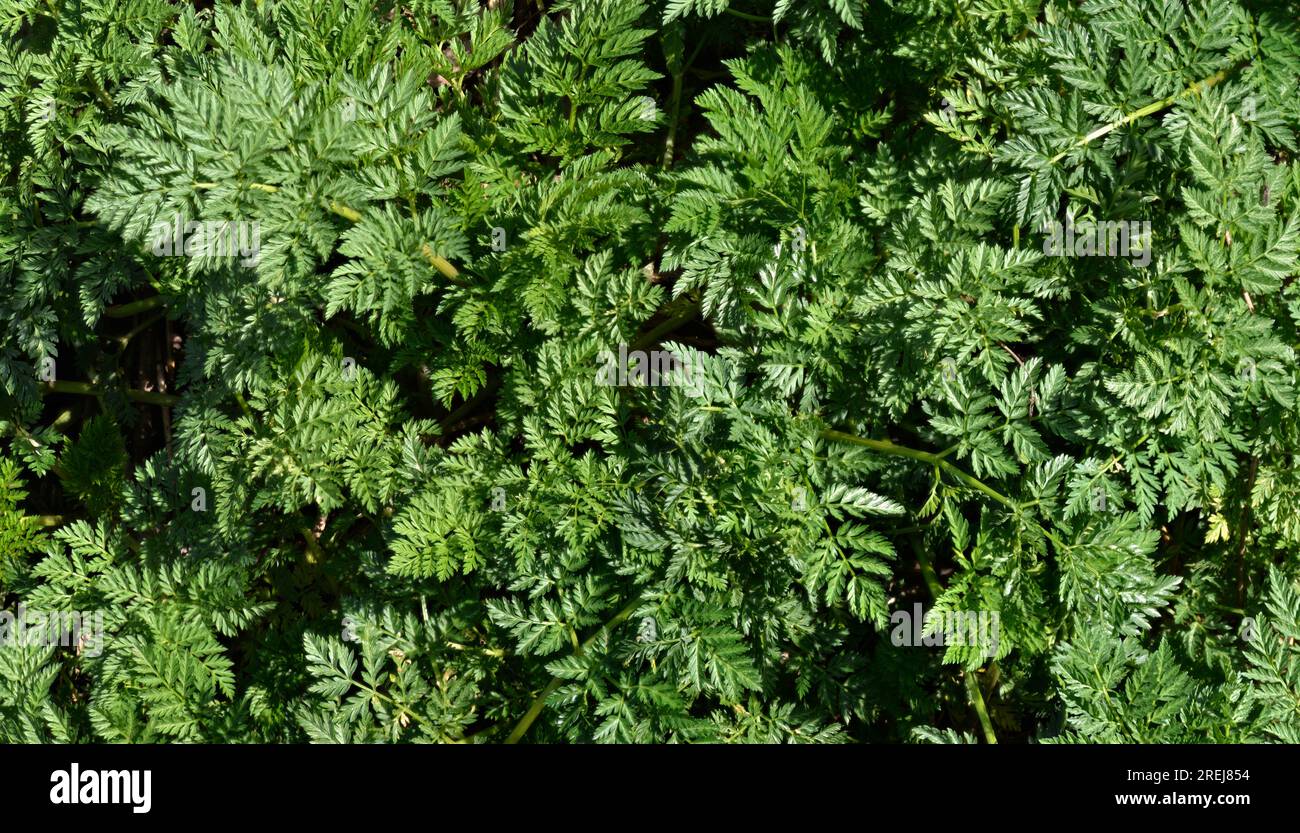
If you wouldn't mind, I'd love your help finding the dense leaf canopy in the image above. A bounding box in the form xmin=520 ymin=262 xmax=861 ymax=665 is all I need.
xmin=1 ymin=0 xmax=1299 ymax=744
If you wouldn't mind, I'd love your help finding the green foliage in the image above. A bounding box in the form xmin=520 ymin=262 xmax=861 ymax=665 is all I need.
xmin=2 ymin=0 xmax=1300 ymax=744
xmin=56 ymin=415 xmax=127 ymax=515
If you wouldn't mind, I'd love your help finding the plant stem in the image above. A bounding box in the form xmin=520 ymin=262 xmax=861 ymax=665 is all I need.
xmin=1236 ymin=455 xmax=1258 ymax=608
xmin=190 ymin=181 xmax=467 ymax=283
xmin=820 ymin=430 xmax=1018 ymax=510
xmin=662 ymin=68 xmax=684 ymax=170
xmin=327 ymin=199 xmax=362 ymax=221
xmin=194 ymin=180 xmax=355 ymax=220
xmin=910 ymin=537 xmax=998 ymax=744
xmin=85 ymin=73 xmax=115 ymax=110
xmin=104 ymin=294 xmax=166 ymax=318
xmin=115 ymin=312 xmax=165 ymax=352
xmin=504 ymin=595 xmax=642 ymax=744
xmin=821 ymin=428 xmax=1070 ymax=553
xmin=446 ymin=641 xmax=506 ymax=658
xmin=420 ymin=244 xmax=468 ymax=286
xmin=632 ymin=297 xmax=701 ymax=351
xmin=963 ymin=670 xmax=998 ymax=744
xmin=41 ymin=380 xmax=180 ymax=406
xmin=1049 ymin=67 xmax=1232 ymax=164
xmin=234 ymin=391 xmax=254 ymax=419
xmin=300 ymin=527 xmax=325 ymax=565
xmin=723 ymin=8 xmax=768 ymax=23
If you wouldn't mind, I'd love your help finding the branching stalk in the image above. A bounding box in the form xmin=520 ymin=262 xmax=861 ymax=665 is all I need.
xmin=909 ymin=537 xmax=998 ymax=744
xmin=504 ymin=595 xmax=642 ymax=744
xmin=821 ymin=429 xmax=1069 ymax=553
xmin=820 ymin=430 xmax=1018 ymax=510
xmin=104 ymin=294 xmax=166 ymax=318
xmin=41 ymin=380 xmax=180 ymax=406
xmin=1049 ymin=67 xmax=1232 ymax=164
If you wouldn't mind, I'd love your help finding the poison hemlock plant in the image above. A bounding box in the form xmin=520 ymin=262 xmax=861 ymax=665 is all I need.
xmin=1 ymin=0 xmax=1299 ymax=744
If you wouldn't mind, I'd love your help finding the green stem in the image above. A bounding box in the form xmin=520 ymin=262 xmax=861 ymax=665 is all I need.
xmin=300 ymin=527 xmax=325 ymax=565
xmin=104 ymin=295 xmax=166 ymax=318
xmin=820 ymin=430 xmax=1018 ymax=510
xmin=631 ymin=297 xmax=701 ymax=351
xmin=963 ymin=671 xmax=998 ymax=744
xmin=191 ymin=181 xmax=466 ymax=282
xmin=446 ymin=641 xmax=506 ymax=658
xmin=910 ymin=537 xmax=998 ymax=745
xmin=1049 ymin=67 xmax=1232 ymax=164
xmin=115 ymin=312 xmax=165 ymax=351
xmin=47 ymin=408 xmax=75 ymax=431
xmin=420 ymin=243 xmax=468 ymax=286
xmin=723 ymin=8 xmax=768 ymax=23
xmin=41 ymin=380 xmax=179 ymax=406
xmin=821 ymin=428 xmax=1070 ymax=553
xmin=504 ymin=595 xmax=642 ymax=744
xmin=193 ymin=180 xmax=276 ymax=193
xmin=234 ymin=391 xmax=254 ymax=419
xmin=506 ymin=677 xmax=564 ymax=745
xmin=84 ymin=73 xmax=114 ymax=111
xmin=328 ymin=199 xmax=362 ymax=222
xmin=662 ymin=68 xmax=684 ymax=170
